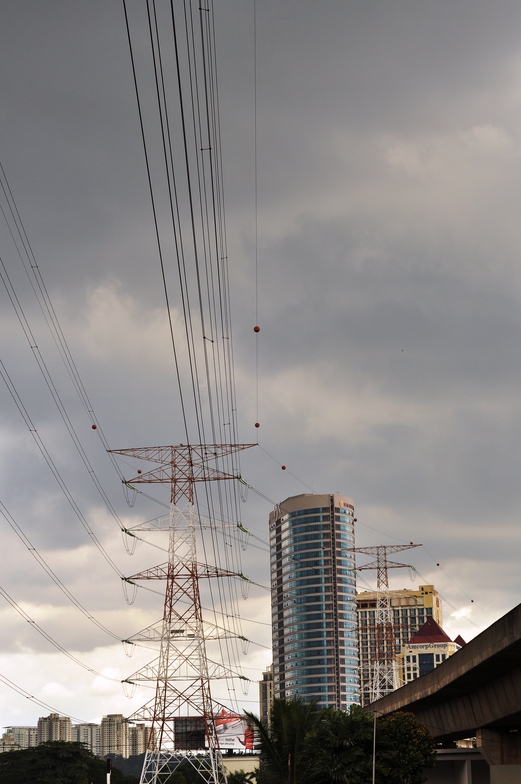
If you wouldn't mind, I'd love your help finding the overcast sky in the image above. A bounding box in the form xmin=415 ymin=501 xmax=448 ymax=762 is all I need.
xmin=1 ymin=0 xmax=521 ymax=728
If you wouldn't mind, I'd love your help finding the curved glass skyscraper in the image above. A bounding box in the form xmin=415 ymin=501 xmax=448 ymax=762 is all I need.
xmin=269 ymin=493 xmax=359 ymax=708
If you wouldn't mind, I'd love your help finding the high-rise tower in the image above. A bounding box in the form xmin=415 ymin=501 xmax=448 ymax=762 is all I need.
xmin=269 ymin=494 xmax=359 ymax=708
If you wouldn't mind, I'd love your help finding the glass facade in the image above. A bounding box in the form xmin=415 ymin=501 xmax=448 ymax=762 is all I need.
xmin=269 ymin=494 xmax=359 ymax=709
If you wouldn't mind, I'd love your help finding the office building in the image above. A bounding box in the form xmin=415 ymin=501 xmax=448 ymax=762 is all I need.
xmin=356 ymin=584 xmax=442 ymax=705
xmin=37 ymin=713 xmax=72 ymax=743
xmin=259 ymin=664 xmax=274 ymax=727
xmin=100 ymin=714 xmax=129 ymax=757
xmin=397 ymin=617 xmax=464 ymax=685
xmin=269 ymin=493 xmax=359 ymax=709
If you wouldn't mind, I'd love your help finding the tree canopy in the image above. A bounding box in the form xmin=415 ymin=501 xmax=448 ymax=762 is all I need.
xmin=378 ymin=711 xmax=436 ymax=784
xmin=226 ymin=771 xmax=257 ymax=784
xmin=0 ymin=741 xmax=138 ymax=784
xmin=245 ymin=695 xmax=323 ymax=783
xmin=246 ymin=698 xmax=436 ymax=784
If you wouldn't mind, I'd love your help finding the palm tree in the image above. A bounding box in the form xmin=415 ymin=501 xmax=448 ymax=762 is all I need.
xmin=227 ymin=771 xmax=257 ymax=784
xmin=245 ymin=697 xmax=323 ymax=784
xmin=304 ymin=705 xmax=383 ymax=784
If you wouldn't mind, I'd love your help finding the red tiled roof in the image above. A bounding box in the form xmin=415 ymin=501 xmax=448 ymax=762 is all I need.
xmin=453 ymin=634 xmax=466 ymax=647
xmin=408 ymin=616 xmax=452 ymax=644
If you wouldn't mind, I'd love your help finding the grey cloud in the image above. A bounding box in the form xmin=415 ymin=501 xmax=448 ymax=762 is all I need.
xmin=2 ymin=0 xmax=521 ymax=725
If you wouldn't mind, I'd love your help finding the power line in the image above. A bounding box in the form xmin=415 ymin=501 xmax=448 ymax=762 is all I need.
xmin=0 ymin=163 xmax=129 ymax=489
xmin=0 ymin=253 xmax=133 ymax=546
xmin=0 ymin=359 xmax=124 ymax=579
xmin=0 ymin=672 xmax=87 ymax=723
xmin=0 ymin=585 xmax=122 ymax=683
xmin=0 ymin=501 xmax=122 ymax=641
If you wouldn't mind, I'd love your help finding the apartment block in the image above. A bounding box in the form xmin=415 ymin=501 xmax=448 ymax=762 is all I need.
xmin=72 ymin=723 xmax=101 ymax=756
xmin=3 ymin=726 xmax=37 ymax=749
xmin=129 ymin=723 xmax=150 ymax=756
xmin=37 ymin=713 xmax=72 ymax=744
xmin=100 ymin=714 xmax=129 ymax=757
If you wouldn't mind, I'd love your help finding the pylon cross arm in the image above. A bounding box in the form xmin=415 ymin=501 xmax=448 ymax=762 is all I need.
xmin=109 ymin=443 xmax=255 ymax=505
xmin=126 ymin=562 xmax=242 ymax=581
xmin=356 ymin=559 xmax=411 ymax=572
xmin=122 ymin=465 xmax=241 ymax=486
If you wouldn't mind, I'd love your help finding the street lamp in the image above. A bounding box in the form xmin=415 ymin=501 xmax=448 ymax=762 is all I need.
xmin=372 ymin=710 xmax=376 ymax=784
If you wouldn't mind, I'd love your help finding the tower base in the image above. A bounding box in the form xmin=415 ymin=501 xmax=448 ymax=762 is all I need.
xmin=140 ymin=749 xmax=228 ymax=784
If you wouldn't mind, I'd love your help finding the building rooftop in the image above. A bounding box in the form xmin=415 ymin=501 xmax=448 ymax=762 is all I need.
xmin=408 ymin=617 xmax=452 ymax=644
xmin=453 ymin=635 xmax=466 ymax=647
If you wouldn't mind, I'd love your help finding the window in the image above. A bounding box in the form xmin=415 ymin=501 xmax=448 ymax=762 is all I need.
xmin=418 ymin=653 xmax=435 ymax=676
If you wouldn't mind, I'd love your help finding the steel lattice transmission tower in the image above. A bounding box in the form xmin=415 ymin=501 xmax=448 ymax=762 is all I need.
xmin=110 ymin=444 xmax=255 ymax=784
xmin=352 ymin=544 xmax=420 ymax=703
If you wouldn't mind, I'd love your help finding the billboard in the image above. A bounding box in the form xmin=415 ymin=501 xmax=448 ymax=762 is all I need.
xmin=210 ymin=710 xmax=254 ymax=751
xmin=174 ymin=717 xmax=206 ymax=750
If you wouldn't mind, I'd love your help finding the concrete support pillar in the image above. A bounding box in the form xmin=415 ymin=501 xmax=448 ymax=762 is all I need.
xmin=489 ymin=766 xmax=521 ymax=784
xmin=456 ymin=758 xmax=472 ymax=784
xmin=477 ymin=729 xmax=521 ymax=766
xmin=460 ymin=760 xmax=472 ymax=784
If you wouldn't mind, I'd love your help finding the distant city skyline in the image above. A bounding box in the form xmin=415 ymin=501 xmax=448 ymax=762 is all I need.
xmin=1 ymin=713 xmax=149 ymax=758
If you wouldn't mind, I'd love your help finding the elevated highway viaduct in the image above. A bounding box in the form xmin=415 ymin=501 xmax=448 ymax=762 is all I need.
xmin=366 ymin=603 xmax=521 ymax=783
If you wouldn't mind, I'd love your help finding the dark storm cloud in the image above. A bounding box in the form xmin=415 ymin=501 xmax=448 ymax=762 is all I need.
xmin=1 ymin=0 xmax=521 ymax=724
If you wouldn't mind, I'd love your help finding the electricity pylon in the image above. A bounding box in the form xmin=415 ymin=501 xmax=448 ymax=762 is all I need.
xmin=352 ymin=544 xmax=420 ymax=703
xmin=110 ymin=444 xmax=255 ymax=784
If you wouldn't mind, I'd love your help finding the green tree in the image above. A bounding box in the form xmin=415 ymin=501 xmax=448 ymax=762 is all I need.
xmin=305 ymin=705 xmax=387 ymax=784
xmin=378 ymin=712 xmax=436 ymax=784
xmin=227 ymin=770 xmax=257 ymax=784
xmin=305 ymin=708 xmax=435 ymax=784
xmin=245 ymin=697 xmax=323 ymax=784
xmin=164 ymin=762 xmax=206 ymax=784
xmin=245 ymin=700 xmax=435 ymax=784
xmin=0 ymin=741 xmax=138 ymax=784
xmin=165 ymin=771 xmax=187 ymax=784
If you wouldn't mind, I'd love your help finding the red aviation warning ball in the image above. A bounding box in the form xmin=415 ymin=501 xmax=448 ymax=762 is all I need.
xmin=91 ymin=424 xmax=97 ymax=429
xmin=254 ymin=325 xmax=260 ymax=333
xmin=137 ymin=470 xmax=142 ymax=474
xmin=281 ymin=465 xmax=286 ymax=470
xmin=255 ymin=422 xmax=260 ymax=428
xmin=354 ymin=518 xmax=357 ymax=522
